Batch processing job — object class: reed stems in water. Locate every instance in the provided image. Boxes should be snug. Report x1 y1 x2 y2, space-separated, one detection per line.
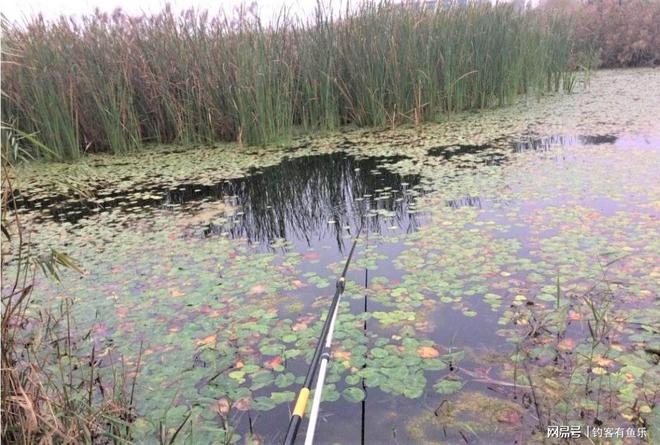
1 1 577 160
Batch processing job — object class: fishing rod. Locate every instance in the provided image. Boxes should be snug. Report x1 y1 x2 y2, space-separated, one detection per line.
360 216 369 445
283 223 362 445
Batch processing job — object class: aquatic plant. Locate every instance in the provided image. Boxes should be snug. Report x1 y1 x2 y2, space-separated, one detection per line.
6 68 658 442
1 1 577 160
1 152 138 443
502 265 659 439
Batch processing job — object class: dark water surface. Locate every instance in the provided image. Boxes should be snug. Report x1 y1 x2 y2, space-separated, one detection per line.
14 152 424 250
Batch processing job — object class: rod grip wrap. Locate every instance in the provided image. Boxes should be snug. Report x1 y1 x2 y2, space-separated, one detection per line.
293 388 310 417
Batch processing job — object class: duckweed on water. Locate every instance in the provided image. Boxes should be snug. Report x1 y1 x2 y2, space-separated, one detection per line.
3 68 659 443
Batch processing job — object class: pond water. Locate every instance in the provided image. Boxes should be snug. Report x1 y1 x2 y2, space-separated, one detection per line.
4 68 660 444
13 152 424 248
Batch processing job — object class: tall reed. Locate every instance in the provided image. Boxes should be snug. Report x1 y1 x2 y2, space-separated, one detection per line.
1 1 577 160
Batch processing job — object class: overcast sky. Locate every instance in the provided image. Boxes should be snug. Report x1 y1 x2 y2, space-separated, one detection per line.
2 0 330 23
2 0 534 26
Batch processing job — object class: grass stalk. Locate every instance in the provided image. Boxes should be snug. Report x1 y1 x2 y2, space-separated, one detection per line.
2 1 578 160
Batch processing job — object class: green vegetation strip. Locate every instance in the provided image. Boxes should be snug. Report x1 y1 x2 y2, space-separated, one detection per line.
2 1 577 159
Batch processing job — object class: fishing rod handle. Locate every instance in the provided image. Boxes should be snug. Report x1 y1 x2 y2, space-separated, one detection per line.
283 415 302 445
283 226 362 444
303 282 344 445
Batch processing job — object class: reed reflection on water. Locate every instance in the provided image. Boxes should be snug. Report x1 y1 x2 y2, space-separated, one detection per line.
195 152 425 250
13 152 425 251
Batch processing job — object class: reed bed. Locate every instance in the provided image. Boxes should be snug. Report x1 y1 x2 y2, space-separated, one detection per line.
1 1 576 160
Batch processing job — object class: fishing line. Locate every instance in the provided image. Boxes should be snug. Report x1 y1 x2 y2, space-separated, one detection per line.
361 206 369 445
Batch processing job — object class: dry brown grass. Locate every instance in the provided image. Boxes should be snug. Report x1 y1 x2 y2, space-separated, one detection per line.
1 153 138 444
542 0 660 68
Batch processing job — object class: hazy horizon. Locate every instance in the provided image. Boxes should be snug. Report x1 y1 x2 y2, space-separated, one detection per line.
2 0 533 24
2 0 323 23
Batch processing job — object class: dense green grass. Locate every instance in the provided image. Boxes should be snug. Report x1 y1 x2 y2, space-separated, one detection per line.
1 1 577 160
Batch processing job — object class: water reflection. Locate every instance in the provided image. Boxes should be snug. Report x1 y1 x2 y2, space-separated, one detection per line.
15 152 425 250
513 134 618 152
446 195 483 209
199 153 424 249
